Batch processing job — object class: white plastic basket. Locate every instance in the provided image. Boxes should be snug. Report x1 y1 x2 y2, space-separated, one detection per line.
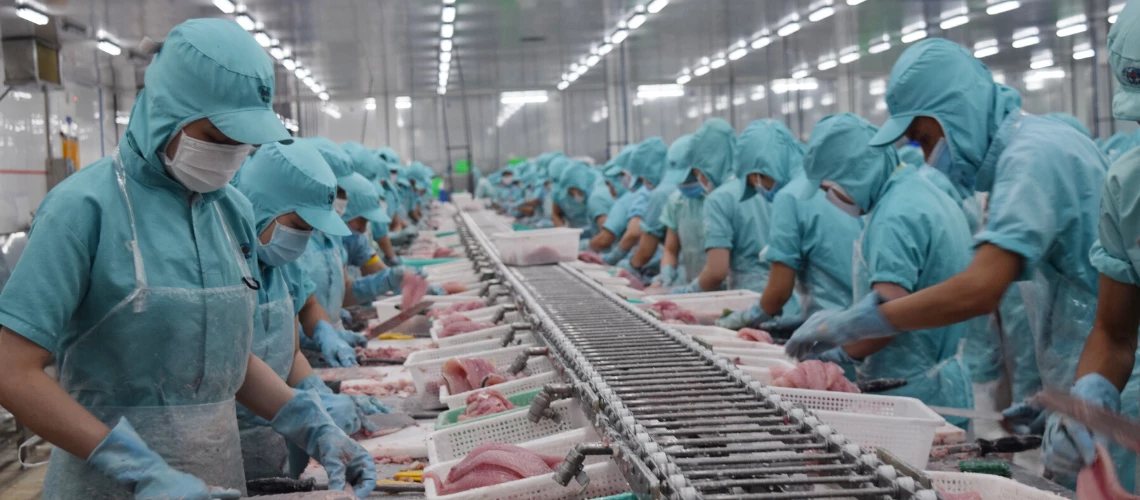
431 324 519 348
423 260 476 274
451 304 520 323
644 294 761 317
405 334 535 367
926 471 1067 500
493 228 583 266
720 355 795 369
712 346 797 364
769 387 945 468
426 271 483 286
427 399 586 462
425 429 628 500
581 270 636 287
405 344 555 397
642 289 760 304
372 294 487 324
441 371 563 409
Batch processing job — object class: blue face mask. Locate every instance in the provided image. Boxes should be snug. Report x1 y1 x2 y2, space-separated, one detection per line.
928 137 976 192
678 182 704 199
257 222 312 267
756 180 781 202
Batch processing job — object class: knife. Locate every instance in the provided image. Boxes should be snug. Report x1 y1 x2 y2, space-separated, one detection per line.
932 435 1042 457
1036 389 1140 454
929 405 1005 421
365 300 434 339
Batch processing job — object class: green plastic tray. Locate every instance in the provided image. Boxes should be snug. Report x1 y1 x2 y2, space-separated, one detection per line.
435 230 458 237
435 388 544 429
512 223 536 231
590 494 636 500
402 257 461 267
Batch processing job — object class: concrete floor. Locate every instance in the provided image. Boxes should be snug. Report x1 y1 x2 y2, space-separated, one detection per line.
0 442 49 500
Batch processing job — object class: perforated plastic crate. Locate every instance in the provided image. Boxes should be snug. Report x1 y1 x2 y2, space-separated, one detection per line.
431 323 525 348
405 344 555 397
428 397 585 461
492 228 583 266
927 471 1067 500
436 388 544 429
440 371 563 409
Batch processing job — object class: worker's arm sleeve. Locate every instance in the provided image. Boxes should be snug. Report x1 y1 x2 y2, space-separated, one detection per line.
763 193 804 271
974 150 1058 281
0 211 92 352
342 233 377 267
660 195 680 232
639 188 672 239
369 218 389 239
1089 159 1140 286
627 190 650 219
864 211 926 293
601 199 630 237
283 262 317 316
702 190 734 250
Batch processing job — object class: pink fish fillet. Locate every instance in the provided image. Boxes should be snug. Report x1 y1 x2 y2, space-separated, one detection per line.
401 273 429 311
434 247 458 258
736 328 773 343
936 492 984 500
426 466 525 495
578 251 605 264
440 281 468 294
522 246 563 265
616 269 645 290
1078 444 1140 500
459 389 516 421
439 320 494 338
441 358 475 394
441 358 508 394
447 443 564 482
770 360 860 393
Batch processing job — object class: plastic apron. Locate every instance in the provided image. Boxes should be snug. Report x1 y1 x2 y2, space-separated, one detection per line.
299 234 346 326
676 198 707 284
43 150 256 499
851 223 974 429
237 271 296 480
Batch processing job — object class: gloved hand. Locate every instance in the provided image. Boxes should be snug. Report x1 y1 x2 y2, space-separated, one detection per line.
650 265 678 288
297 375 392 419
312 320 358 367
805 346 860 367
670 278 702 295
89 417 241 500
1002 402 1048 435
383 254 402 267
339 309 353 326
602 246 631 266
427 284 447 296
757 316 808 335
270 392 377 498
352 267 403 303
784 292 897 360
716 304 772 330
336 329 368 348
1043 373 1119 476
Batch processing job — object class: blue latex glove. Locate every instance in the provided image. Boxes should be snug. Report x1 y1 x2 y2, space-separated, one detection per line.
651 265 678 288
298 374 389 419
784 292 897 360
339 309 352 326
1043 373 1120 476
427 284 447 295
352 267 403 303
669 278 703 295
336 329 368 348
270 392 377 498
88 417 241 500
758 315 807 333
383 254 402 267
716 304 772 330
1002 402 1048 435
313 320 358 367
602 246 631 266
806 346 860 367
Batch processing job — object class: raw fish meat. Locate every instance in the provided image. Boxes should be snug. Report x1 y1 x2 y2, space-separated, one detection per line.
1078 444 1140 500
434 246 458 258
439 318 495 338
440 358 510 394
616 269 645 290
936 492 984 500
459 389 516 421
518 246 563 265
354 346 416 361
439 281 468 294
578 251 605 264
770 360 860 393
401 273 429 311
374 455 415 465
646 301 698 324
427 301 486 319
340 378 416 397
736 328 773 343
425 443 564 495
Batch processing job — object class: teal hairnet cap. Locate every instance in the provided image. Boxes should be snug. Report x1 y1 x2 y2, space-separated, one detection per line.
237 141 350 237
377 147 400 167
736 119 804 201
801 113 899 213
343 142 382 180
306 137 354 178
146 19 289 145
338 172 390 224
662 134 694 185
684 118 737 187
628 137 668 189
1109 2 1140 121
897 144 926 168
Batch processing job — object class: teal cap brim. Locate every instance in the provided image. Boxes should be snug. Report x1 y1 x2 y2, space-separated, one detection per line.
868 112 917 147
209 107 291 145
297 206 351 236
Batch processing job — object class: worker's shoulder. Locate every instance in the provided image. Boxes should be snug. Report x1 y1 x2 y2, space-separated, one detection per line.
1105 145 1140 197
1001 114 1107 175
707 178 745 202
36 157 117 222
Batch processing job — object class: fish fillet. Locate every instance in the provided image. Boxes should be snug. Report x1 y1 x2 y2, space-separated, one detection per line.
1078 444 1140 500
401 273 429 311
458 389 516 421
770 360 859 393
736 328 773 343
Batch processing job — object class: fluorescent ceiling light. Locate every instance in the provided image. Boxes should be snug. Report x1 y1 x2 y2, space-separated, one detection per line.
847 0 866 4
869 78 886 95
869 41 891 54
808 6 834 22
442 6 456 23
1057 14 1086 27
709 57 726 69
627 13 647 30
751 36 771 49
676 74 692 84
295 67 309 78
693 65 710 76
282 58 296 71
303 76 315 86
973 46 998 58
1073 49 1095 60
818 59 838 70
647 0 669 14
16 5 49 25
253 31 271 47
501 90 549 104
567 72 579 82
985 1 1019 15
364 97 377 110
1110 14 1119 23
438 86 446 95
443 0 454 4
319 92 330 101
97 39 122 56
598 43 613 55
771 78 818 94
821 93 835 105
235 13 255 31
728 47 748 60
611 29 629 44
1030 58 1053 69
394 96 412 109
791 68 811 79
441 39 453 52
1012 36 1039 48
1109 4 1124 23
269 45 285 59
440 62 450 73
1024 68 1065 83
637 84 685 99
587 54 600 66
940 15 969 29
440 51 452 63
441 23 454 39
839 52 861 64
557 81 569 90
777 22 801 37
213 0 236 14
1056 24 1087 37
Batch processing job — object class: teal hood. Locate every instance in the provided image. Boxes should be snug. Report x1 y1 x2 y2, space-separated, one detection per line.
1043 113 1092 138
305 137 353 178
803 113 900 214
560 160 599 197
376 147 400 168
235 141 349 237
342 142 383 181
897 144 926 168
628 137 668 189
735 119 804 200
684 118 737 188
663 134 694 185
338 172 390 224
870 38 1022 194
1102 132 1135 161
547 154 572 188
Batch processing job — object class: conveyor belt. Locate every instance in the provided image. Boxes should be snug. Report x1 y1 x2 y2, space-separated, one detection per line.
455 213 940 500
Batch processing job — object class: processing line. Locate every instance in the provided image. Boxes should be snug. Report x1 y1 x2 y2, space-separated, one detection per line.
453 212 943 500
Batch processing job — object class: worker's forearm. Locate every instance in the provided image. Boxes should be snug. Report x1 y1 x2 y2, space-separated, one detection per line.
661 249 678 268
618 218 642 251
378 236 396 260
843 336 896 360
760 284 793 316
361 260 385 275
699 249 730 291
0 330 110 460
631 233 660 268
342 274 359 307
299 295 333 339
236 354 295 421
589 229 616 253
1075 275 1140 390
286 350 317 387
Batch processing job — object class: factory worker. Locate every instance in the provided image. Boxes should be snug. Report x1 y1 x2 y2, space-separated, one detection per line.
1036 5 1140 491
795 113 976 427
474 167 495 199
1101 131 1136 162
233 141 384 484
608 138 668 274
635 135 694 287
304 139 383 277
586 149 633 256
1044 112 1093 139
389 163 420 246
718 119 857 331
547 154 584 227
783 40 1111 441
343 142 401 267
673 118 773 294
0 19 374 499
517 159 553 226
559 160 604 239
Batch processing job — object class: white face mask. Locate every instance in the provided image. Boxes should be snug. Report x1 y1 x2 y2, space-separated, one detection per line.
502 177 513 186
163 131 253 193
333 198 348 216
822 181 861 218
620 172 634 189
390 172 399 183
571 192 586 203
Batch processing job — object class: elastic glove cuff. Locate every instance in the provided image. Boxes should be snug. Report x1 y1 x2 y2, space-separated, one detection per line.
88 418 165 480
1072 373 1122 413
270 391 338 453
603 247 631 266
297 374 335 394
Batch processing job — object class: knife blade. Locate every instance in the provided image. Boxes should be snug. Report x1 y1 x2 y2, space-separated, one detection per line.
365 300 434 340
929 405 1005 421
